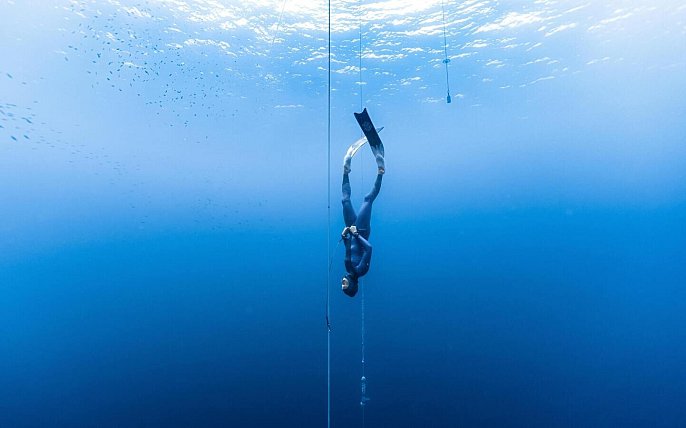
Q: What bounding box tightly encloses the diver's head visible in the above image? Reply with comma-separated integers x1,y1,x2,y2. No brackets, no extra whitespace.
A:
342,274,359,297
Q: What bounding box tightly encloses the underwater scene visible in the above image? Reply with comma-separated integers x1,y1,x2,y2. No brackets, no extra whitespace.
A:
1,0,685,427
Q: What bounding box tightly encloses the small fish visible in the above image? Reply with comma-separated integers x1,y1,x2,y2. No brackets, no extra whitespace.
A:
6,73,12,79
11,136,17,141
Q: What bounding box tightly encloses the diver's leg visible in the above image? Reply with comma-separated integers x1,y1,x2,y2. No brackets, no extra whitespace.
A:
355,173,383,232
342,173,357,226
364,173,383,204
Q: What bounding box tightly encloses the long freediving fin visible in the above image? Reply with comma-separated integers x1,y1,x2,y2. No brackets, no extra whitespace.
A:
354,108,383,149
345,127,384,160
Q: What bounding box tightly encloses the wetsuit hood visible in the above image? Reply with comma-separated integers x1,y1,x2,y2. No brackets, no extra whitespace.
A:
342,274,359,297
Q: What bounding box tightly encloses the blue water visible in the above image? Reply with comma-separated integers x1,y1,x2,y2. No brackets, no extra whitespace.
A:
1,1,685,427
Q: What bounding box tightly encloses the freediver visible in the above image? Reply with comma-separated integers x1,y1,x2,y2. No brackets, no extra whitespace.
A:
341,109,385,298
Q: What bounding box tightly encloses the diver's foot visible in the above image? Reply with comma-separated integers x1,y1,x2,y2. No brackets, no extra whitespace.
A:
375,153,385,171
343,155,352,174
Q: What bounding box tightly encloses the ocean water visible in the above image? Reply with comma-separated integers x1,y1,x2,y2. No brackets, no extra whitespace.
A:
1,1,685,427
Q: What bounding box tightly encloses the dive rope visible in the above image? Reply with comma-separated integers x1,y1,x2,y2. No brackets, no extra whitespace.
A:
441,0,452,103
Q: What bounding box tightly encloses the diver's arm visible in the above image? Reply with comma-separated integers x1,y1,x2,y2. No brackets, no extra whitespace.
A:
353,235,372,277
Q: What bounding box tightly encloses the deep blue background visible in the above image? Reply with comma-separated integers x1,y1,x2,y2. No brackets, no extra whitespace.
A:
1,1,686,427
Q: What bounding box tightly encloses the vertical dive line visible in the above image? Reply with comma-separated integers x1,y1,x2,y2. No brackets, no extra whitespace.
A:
326,1,332,428
361,286,365,381
441,0,452,103
361,281,366,428
359,0,363,111
358,3,367,428
269,0,289,52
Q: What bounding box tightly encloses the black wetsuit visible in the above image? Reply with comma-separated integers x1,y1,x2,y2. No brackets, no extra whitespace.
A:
342,172,383,285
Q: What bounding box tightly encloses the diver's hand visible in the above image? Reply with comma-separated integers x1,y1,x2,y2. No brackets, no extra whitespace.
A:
341,227,350,239
349,225,359,236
